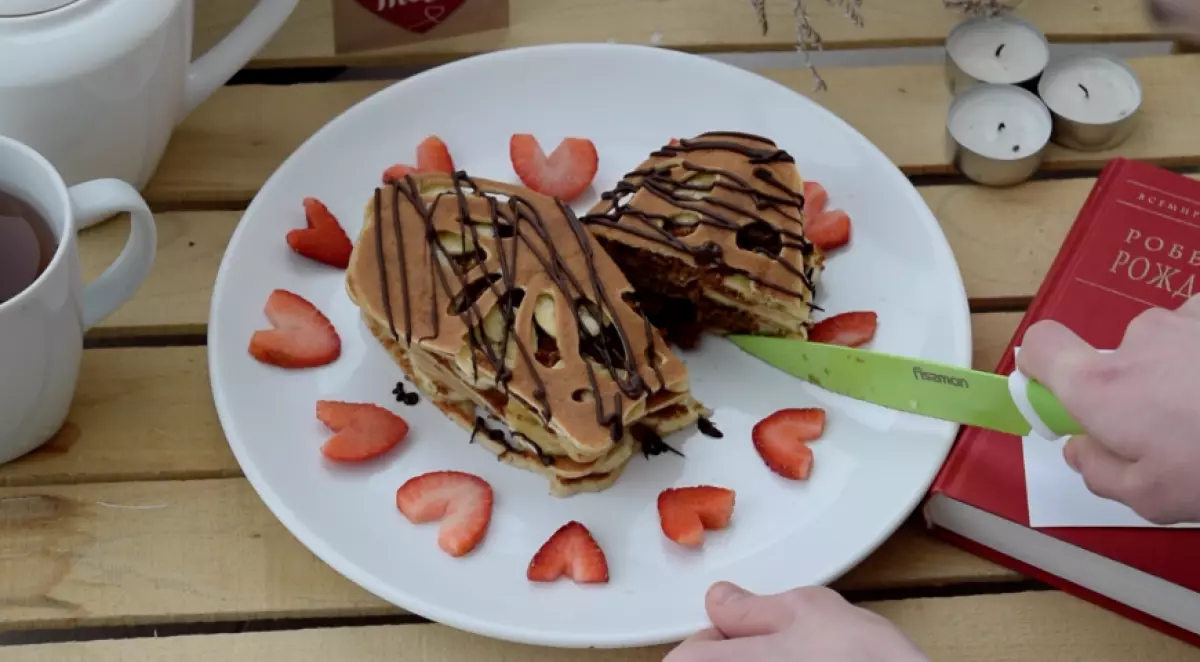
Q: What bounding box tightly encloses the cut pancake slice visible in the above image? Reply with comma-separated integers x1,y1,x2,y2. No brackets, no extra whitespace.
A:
346,172,709,496
582,131,825,348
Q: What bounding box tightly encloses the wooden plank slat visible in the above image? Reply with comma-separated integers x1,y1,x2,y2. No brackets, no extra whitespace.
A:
0,480,387,631
6,313,1023,488
194,0,1160,70
81,212,237,339
145,55,1200,207
0,348,236,488
10,592,1200,661
0,313,1023,631
107,176,1100,337
0,480,1013,632
0,479,1001,631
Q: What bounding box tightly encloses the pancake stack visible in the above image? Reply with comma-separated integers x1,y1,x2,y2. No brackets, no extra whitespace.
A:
582,132,825,348
346,172,709,496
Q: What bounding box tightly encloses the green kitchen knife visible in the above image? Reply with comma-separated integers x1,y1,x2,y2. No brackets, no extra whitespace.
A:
726,335,1083,439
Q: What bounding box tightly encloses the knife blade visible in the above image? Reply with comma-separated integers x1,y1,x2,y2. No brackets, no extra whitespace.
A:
726,334,1082,438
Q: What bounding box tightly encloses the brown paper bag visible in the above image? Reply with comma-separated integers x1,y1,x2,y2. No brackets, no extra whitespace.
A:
332,0,510,54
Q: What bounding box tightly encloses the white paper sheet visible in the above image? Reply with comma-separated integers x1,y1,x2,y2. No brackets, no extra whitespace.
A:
1023,435,1200,528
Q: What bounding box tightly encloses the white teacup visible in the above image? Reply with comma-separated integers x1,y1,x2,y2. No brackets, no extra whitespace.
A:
0,135,156,465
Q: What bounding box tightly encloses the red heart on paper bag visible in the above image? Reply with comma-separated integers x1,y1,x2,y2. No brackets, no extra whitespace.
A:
354,0,465,34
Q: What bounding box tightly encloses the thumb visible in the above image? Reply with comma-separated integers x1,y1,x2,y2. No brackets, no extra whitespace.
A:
1016,320,1104,417
1064,435,1138,503
705,582,794,638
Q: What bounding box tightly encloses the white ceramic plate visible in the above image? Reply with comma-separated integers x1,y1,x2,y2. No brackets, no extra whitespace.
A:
208,43,971,649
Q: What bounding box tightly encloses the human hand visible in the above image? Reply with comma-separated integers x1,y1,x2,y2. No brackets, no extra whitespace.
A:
663,582,930,662
1147,0,1200,39
1017,297,1200,525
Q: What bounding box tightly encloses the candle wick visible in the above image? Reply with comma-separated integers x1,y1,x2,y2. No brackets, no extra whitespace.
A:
1078,83,1090,99
995,43,1006,57
998,122,1006,132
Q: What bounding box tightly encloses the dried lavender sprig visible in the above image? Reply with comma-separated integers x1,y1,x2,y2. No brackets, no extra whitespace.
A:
751,0,769,34
942,0,1022,16
794,0,828,92
748,0,867,92
832,0,865,28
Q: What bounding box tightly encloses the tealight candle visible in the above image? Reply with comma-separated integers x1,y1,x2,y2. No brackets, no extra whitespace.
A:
945,15,1050,95
947,83,1052,187
1038,51,1143,151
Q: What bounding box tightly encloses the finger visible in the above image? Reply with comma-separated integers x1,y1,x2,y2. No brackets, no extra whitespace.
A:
705,582,794,639
663,635,786,662
1064,435,1139,502
662,628,729,662
1016,320,1107,417
685,628,726,644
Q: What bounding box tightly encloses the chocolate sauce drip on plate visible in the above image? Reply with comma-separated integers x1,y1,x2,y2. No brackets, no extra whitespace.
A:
632,423,685,459
373,172,671,443
581,133,819,299
697,416,723,439
392,381,419,406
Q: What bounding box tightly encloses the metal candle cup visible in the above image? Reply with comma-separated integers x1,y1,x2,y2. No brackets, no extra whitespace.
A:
945,15,1050,96
947,84,1052,187
1038,51,1143,152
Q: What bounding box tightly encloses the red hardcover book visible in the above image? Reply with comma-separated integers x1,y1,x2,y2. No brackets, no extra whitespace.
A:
924,158,1200,645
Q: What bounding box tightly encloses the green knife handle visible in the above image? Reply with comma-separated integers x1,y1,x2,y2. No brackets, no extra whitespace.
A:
1026,381,1084,438
1008,346,1092,439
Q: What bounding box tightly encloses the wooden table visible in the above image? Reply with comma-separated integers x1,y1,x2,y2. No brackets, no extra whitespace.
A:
4,1,1200,659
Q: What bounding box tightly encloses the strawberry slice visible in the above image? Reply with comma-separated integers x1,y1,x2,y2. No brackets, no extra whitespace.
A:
317,401,409,462
249,289,341,368
509,134,599,202
809,311,878,347
287,197,353,269
417,136,455,174
657,486,736,548
383,163,416,184
752,408,825,480
527,521,609,584
807,209,851,251
803,180,829,215
396,471,494,557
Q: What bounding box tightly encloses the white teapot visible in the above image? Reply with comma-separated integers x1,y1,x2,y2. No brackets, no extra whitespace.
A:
0,0,298,190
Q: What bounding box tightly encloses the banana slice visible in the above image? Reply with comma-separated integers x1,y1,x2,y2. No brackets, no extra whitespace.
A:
677,173,716,200
672,211,701,226
534,294,558,338
723,273,756,294
576,304,602,336
481,304,507,344
436,231,475,256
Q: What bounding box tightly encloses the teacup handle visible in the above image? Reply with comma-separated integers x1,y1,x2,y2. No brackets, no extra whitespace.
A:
69,180,157,329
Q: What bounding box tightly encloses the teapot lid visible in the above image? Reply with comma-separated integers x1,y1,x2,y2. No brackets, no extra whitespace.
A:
0,0,80,17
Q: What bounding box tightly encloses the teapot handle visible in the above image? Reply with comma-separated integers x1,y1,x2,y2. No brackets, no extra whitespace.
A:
183,0,299,118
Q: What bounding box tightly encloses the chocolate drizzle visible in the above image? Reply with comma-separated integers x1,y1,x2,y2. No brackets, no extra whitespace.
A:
370,172,675,444
650,131,795,164
581,131,818,300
